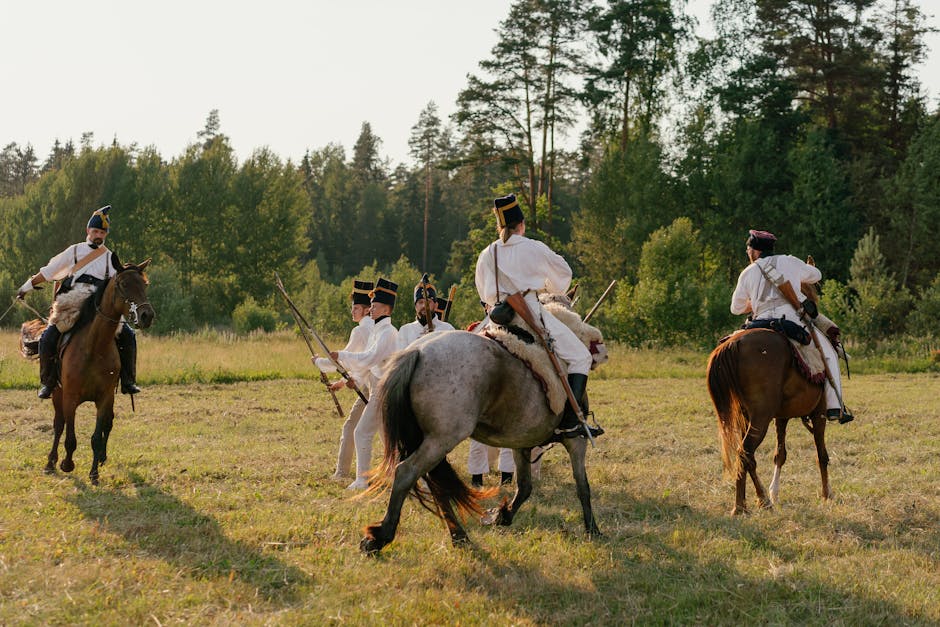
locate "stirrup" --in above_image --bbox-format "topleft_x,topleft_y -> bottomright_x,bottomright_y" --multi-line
121,383 -> 142,395
38,385 -> 54,399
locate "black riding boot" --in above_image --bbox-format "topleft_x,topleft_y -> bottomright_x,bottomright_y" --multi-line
552,373 -> 604,440
116,323 -> 141,394
37,325 -> 60,399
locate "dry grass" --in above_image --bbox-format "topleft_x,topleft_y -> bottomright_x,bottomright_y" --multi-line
0,360 -> 938,624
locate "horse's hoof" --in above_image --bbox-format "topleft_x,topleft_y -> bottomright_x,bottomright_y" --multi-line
90,475 -> 99,486
759,500 -> 773,511
587,523 -> 602,537
60,460 -> 75,473
481,507 -> 504,526
451,533 -> 471,547
44,464 -> 56,475
360,536 -> 384,555
730,506 -> 748,516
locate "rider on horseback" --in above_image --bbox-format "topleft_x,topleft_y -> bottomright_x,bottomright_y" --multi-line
16,205 -> 142,399
731,229 -> 853,424
475,194 -> 603,441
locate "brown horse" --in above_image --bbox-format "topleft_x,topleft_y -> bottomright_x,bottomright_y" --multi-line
45,261 -> 154,485
706,327 -> 829,515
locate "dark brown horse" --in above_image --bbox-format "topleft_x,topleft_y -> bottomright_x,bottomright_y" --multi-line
45,261 -> 154,485
706,327 -> 829,515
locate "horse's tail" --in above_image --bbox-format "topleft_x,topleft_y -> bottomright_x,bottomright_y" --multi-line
371,348 -> 485,519
707,338 -> 748,480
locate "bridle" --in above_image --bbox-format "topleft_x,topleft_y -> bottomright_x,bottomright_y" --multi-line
96,269 -> 150,326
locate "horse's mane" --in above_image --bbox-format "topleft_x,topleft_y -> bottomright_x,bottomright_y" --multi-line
70,277 -> 112,335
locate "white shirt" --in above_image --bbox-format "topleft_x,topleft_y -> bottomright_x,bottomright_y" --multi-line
40,241 -> 117,284
731,254 -> 822,321
397,318 -> 455,349
337,316 -> 399,382
316,316 -> 374,379
474,234 -> 572,306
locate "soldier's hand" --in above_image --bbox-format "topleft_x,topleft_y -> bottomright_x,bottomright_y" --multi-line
328,380 -> 345,392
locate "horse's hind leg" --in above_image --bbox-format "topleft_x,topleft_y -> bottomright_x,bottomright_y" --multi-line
807,416 -> 831,500
738,421 -> 771,513
433,492 -> 470,546
769,418 -> 789,506
361,442 -> 448,555
563,438 -> 600,535
483,448 -> 534,527
45,396 -> 65,474
90,396 -> 115,485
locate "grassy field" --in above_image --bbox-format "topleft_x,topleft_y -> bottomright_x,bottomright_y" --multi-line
0,332 -> 938,624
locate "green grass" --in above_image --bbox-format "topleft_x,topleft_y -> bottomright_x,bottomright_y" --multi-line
0,332 -> 939,623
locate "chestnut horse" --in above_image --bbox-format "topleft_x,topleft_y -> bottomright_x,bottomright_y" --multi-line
706,326 -> 830,515
45,261 -> 154,485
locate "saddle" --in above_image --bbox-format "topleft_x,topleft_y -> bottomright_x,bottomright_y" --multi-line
722,322 -> 826,385
483,300 -> 607,415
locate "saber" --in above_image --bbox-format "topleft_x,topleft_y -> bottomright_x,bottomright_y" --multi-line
443,285 -> 456,323
583,280 -> 617,323
18,298 -> 49,323
273,274 -> 345,416
0,300 -> 16,325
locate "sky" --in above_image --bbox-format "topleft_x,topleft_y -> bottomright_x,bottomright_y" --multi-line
3,0 -> 940,168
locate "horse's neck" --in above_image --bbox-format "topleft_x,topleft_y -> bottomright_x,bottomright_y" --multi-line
88,285 -> 121,349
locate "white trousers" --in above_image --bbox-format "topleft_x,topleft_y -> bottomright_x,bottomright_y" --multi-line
525,292 -> 592,376
335,383 -> 369,477
353,383 -> 383,480
467,439 -> 515,474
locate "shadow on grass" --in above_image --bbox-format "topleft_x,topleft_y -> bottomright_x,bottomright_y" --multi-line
462,477 -> 933,624
66,472 -> 309,601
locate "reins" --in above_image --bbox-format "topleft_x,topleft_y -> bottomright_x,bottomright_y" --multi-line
95,269 -> 150,325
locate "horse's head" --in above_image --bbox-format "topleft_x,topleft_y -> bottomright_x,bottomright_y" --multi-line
113,259 -> 155,329
801,255 -> 820,304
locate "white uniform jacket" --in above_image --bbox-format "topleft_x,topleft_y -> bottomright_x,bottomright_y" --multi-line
397,318 -> 455,349
316,316 -> 374,382
40,241 -> 118,286
336,316 -> 399,384
731,254 -> 822,322
474,234 -> 572,306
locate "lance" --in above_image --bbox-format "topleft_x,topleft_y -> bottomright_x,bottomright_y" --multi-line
583,280 -> 617,323
274,274 -> 353,416
442,284 -> 457,323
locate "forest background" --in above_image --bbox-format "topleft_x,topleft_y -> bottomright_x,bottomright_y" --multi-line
2,0 -> 940,353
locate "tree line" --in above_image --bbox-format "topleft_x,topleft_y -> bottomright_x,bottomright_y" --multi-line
2,0 -> 939,349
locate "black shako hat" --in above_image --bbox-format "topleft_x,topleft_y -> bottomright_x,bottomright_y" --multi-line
370,277 -> 398,307
414,273 -> 437,304
87,205 -> 111,232
493,194 -> 524,229
747,229 -> 777,252
351,279 -> 373,306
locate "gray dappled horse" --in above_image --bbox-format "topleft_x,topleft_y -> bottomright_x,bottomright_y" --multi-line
360,329 -> 601,555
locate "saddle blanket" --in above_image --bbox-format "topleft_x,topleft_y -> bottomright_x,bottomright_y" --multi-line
484,300 -> 607,414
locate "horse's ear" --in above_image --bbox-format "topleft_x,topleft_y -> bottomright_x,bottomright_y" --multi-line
136,258 -> 152,272
806,255 -> 815,267
566,283 -> 579,300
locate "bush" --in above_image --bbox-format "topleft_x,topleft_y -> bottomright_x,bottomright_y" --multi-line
232,297 -> 279,334
908,273 -> 940,340
143,261 -> 196,335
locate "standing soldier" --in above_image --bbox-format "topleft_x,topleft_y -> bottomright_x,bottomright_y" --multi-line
16,205 -> 141,398
330,278 -> 400,490
397,274 -> 454,349
315,279 -> 374,480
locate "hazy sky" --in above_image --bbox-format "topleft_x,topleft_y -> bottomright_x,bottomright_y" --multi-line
3,0 -> 939,167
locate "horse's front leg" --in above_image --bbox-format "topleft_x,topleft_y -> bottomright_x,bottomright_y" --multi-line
744,421 -> 772,510
60,397 -> 79,474
482,448 -> 534,528
45,394 -> 65,474
90,396 -> 115,485
563,438 -> 600,535
769,417 -> 789,506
